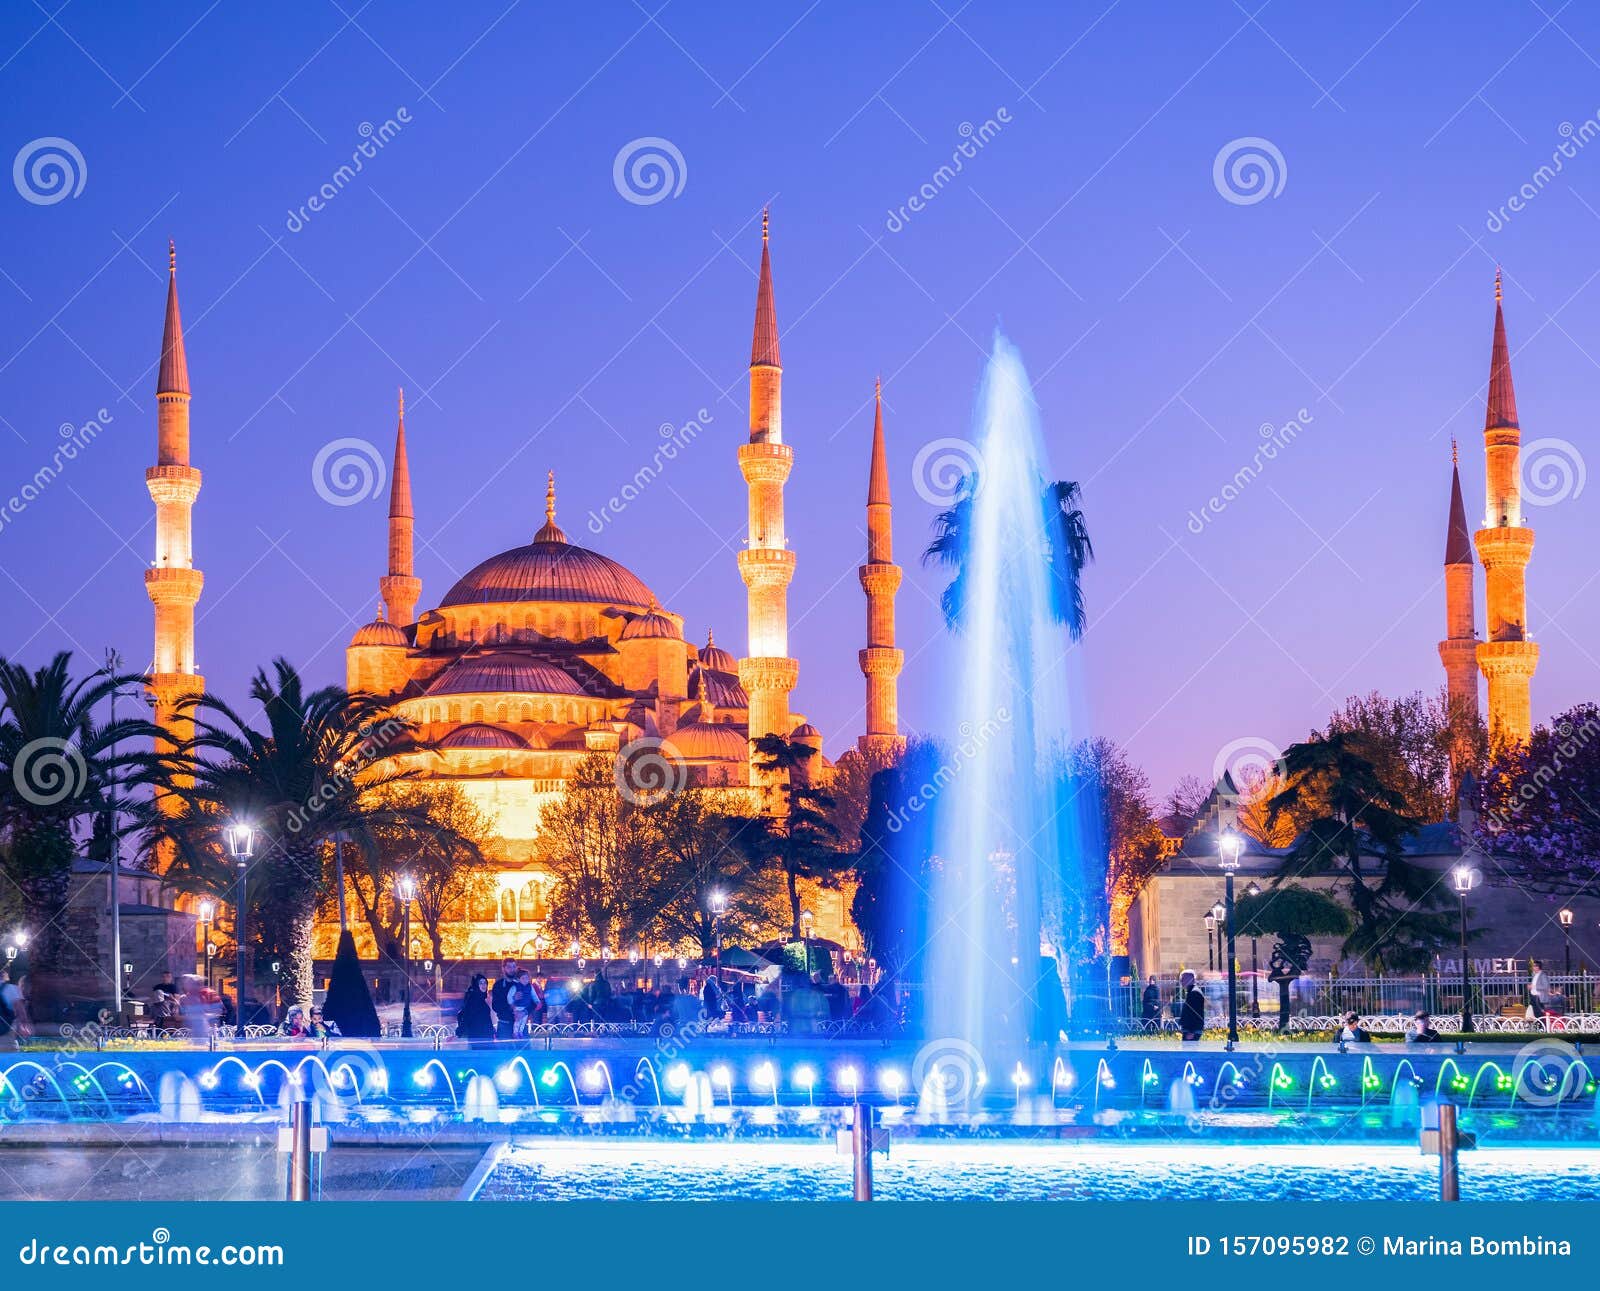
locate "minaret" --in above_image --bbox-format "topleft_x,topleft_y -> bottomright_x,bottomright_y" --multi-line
858,378 -> 904,757
1438,439 -> 1479,774
144,240 -> 204,772
1474,269 -> 1539,746
380,387 -> 421,626
736,210 -> 799,786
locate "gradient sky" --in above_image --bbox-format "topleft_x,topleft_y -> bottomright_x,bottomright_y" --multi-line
3,1 -> 1599,802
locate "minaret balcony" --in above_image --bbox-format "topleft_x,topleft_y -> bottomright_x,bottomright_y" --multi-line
738,657 -> 799,693
1476,639 -> 1539,678
737,547 -> 796,587
145,464 -> 202,505
859,646 -> 904,678
144,565 -> 204,604
1473,525 -> 1534,567
858,563 -> 903,595
737,441 -> 794,485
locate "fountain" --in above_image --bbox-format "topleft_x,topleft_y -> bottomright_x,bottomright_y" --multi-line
927,332 -> 1086,1071
157,1070 -> 202,1122
462,1074 -> 500,1123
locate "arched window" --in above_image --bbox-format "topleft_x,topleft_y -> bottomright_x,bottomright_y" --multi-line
519,880 -> 549,923
499,889 -> 517,924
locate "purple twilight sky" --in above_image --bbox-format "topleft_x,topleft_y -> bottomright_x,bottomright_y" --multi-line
2,0 -> 1598,801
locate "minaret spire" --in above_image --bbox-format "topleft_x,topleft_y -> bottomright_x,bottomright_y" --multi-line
535,469 -> 567,542
1474,270 -> 1538,746
736,211 -> 799,795
1439,443 -> 1479,781
381,386 -> 421,627
145,240 -> 205,847
859,377 -> 904,757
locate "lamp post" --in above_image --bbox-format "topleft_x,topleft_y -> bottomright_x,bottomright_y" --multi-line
1245,881 -> 1262,1017
1204,913 -> 1216,971
198,900 -> 214,990
1218,831 -> 1243,1048
1558,907 -> 1574,977
710,890 -> 726,984
224,821 -> 254,1033
397,874 -> 415,1039
1209,900 -> 1225,975
801,908 -> 815,975
1453,865 -> 1475,1034
102,648 -> 129,1018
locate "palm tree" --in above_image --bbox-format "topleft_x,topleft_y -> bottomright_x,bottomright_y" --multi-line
750,734 -> 841,937
0,652 -> 159,990
140,658 -> 451,1013
923,474 -> 1093,635
1267,733 -> 1454,971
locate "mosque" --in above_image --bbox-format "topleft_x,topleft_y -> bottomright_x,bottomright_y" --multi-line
144,216 -> 904,963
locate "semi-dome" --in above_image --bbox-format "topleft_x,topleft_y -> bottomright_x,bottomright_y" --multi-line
791,722 -> 822,740
439,723 -> 530,750
697,628 -> 737,673
621,603 -> 679,641
439,474 -> 655,610
350,610 -> 407,648
666,721 -> 749,762
426,651 -> 585,697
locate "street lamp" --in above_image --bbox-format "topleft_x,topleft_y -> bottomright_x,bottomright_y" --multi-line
224,821 -> 254,1031
1209,900 -> 1225,974
709,890 -> 726,983
397,874 -> 416,1039
1204,912 -> 1216,970
1245,880 -> 1262,1017
198,900 -> 215,990
1218,830 -> 1243,1048
1559,907 -> 1574,977
1453,865 -> 1476,1034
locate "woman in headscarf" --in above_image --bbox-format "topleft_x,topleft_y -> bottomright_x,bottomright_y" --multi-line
456,973 -> 495,1040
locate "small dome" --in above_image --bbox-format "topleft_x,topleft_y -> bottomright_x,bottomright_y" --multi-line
666,721 -> 749,762
426,651 -> 585,697
351,609 -> 407,648
621,603 -> 679,641
439,723 -> 530,751
697,628 -> 738,673
791,722 -> 822,741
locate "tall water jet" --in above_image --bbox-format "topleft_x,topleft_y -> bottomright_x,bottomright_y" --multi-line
927,331 -> 1085,1068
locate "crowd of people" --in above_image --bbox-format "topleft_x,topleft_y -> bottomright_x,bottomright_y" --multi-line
452,957 -> 896,1040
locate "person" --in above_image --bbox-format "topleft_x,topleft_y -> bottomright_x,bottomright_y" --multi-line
822,973 -> 850,1021
670,975 -> 700,1030
457,974 -> 494,1040
1337,1011 -> 1369,1043
1178,970 -> 1205,1041
178,974 -> 217,1039
280,1004 -> 312,1038
0,969 -> 25,1047
1404,1009 -> 1440,1044
519,970 -> 544,1033
489,958 -> 518,1039
508,970 -> 533,1037
700,974 -> 724,1021
307,1005 -> 339,1039
1140,975 -> 1161,1030
151,984 -> 181,1031
1529,959 -> 1550,1019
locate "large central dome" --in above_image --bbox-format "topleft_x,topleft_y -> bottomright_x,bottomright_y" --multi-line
440,537 -> 656,610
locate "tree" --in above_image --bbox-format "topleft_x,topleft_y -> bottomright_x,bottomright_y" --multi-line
370,783 -> 493,963
850,738 -> 945,978
1474,703 -> 1600,894
1320,690 -> 1478,824
537,753 -> 656,951
0,652 -> 159,993
1161,775 -> 1212,836
1267,734 -> 1453,971
139,659 -> 449,1012
825,743 -> 902,852
638,791 -> 782,955
749,734 -> 843,936
1233,885 -> 1352,1030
